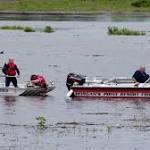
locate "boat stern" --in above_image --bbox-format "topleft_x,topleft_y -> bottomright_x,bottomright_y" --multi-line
20,81 -> 56,96
66,73 -> 85,97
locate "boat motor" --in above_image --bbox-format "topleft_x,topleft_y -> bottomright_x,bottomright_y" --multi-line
66,73 -> 86,90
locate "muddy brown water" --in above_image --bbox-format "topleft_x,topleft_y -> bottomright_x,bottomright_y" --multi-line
0,14 -> 150,149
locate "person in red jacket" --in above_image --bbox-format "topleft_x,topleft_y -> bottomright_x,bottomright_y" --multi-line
2,58 -> 20,87
30,74 -> 47,88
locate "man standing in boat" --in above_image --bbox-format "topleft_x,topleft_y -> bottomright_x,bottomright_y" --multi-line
2,58 -> 20,87
132,65 -> 149,84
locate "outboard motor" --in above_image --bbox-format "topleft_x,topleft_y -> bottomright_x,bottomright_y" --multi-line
66,73 -> 86,90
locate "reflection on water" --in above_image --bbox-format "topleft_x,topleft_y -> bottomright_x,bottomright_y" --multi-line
4,96 -> 17,102
4,96 -> 17,106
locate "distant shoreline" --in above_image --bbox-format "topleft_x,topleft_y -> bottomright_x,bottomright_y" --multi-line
0,11 -> 150,16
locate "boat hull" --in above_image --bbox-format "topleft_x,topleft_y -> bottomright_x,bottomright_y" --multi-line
71,87 -> 150,98
66,73 -> 150,99
20,86 -> 55,96
0,83 -> 55,96
0,87 -> 24,96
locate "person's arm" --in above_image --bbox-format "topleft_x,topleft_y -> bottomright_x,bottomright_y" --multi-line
132,77 -> 137,83
146,73 -> 149,78
2,64 -> 7,75
132,71 -> 139,85
145,73 -> 150,82
15,65 -> 20,75
31,79 -> 39,84
132,71 -> 137,82
132,77 -> 139,86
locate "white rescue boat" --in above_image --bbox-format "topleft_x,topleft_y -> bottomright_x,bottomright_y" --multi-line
0,81 -> 55,96
66,73 -> 150,99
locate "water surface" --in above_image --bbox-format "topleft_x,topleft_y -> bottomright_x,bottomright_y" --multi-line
0,15 -> 150,150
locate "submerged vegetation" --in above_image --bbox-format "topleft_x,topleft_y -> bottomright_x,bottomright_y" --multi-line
0,25 -> 35,32
108,26 -> 145,36
24,26 -> 35,32
36,116 -> 47,129
0,25 -> 24,30
106,125 -> 112,134
0,25 -> 54,33
43,26 -> 54,33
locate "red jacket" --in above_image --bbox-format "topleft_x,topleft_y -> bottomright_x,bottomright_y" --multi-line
31,75 -> 47,86
2,63 -> 20,76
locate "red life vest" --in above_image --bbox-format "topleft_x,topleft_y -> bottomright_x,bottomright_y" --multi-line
6,63 -> 16,76
37,76 -> 46,86
31,75 -> 47,87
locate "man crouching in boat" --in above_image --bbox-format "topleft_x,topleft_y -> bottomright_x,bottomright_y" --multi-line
30,74 -> 47,89
132,65 -> 149,85
2,58 -> 20,87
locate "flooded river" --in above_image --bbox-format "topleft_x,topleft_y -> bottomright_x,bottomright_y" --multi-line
0,14 -> 150,150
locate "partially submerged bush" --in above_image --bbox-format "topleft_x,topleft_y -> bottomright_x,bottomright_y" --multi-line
106,125 -> 112,134
0,25 -> 53,33
108,26 -> 145,36
0,25 -> 24,30
24,26 -> 35,32
43,26 -> 54,33
131,0 -> 150,7
0,25 -> 35,32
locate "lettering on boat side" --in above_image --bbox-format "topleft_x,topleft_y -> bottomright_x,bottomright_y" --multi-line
0,88 -> 8,92
74,92 -> 150,97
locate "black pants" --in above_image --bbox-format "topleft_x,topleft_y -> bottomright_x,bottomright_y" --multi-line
5,77 -> 18,87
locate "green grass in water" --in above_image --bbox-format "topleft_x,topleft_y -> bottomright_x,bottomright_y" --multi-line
24,26 -> 35,32
106,125 -> 112,134
36,116 -> 47,129
0,25 -> 24,30
0,25 -> 54,33
0,25 -> 35,32
108,26 -> 145,36
43,26 -> 54,33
